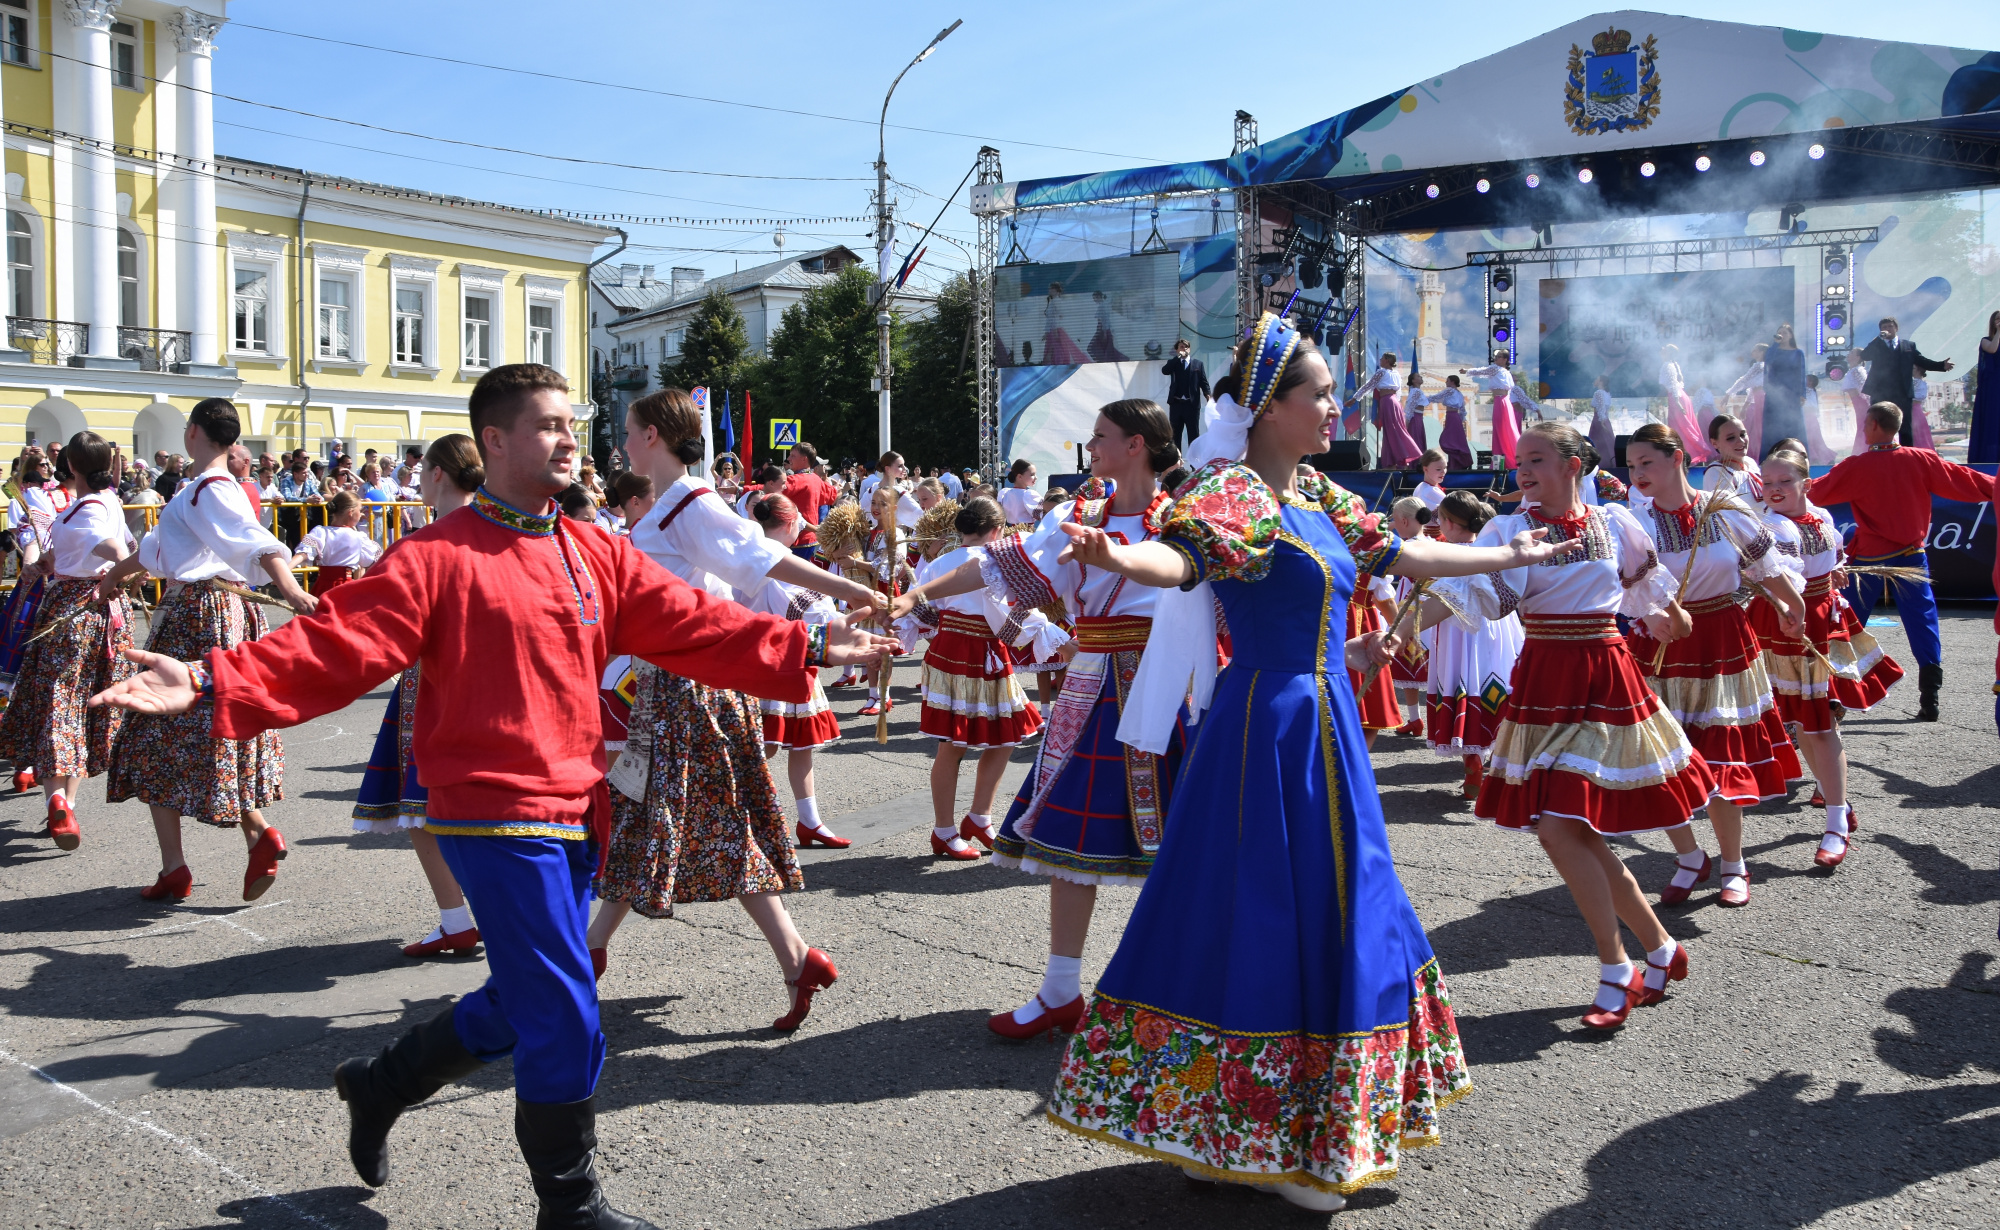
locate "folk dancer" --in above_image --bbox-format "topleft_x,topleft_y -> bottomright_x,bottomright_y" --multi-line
1405,370 -> 1431,455
1625,423 -> 1806,910
1413,450 -> 1449,517
1701,413 -> 1764,504
0,432 -> 136,849
1462,352 -> 1524,467
1436,374 -> 1475,469
1,447 -> 67,716
1659,346 -> 1711,463
1419,490 -> 1525,800
1588,374 -> 1617,464
292,490 -> 383,596
1355,352 -> 1420,469
1807,401 -> 1993,721
97,398 -> 316,903
92,365 -> 894,1228
1387,497 -> 1433,736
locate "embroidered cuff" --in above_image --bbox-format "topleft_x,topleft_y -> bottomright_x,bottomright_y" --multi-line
186,657 -> 214,699
911,596 -> 942,628
1165,537 -> 1206,590
804,623 -> 829,668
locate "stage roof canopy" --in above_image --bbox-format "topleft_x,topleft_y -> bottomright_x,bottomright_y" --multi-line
978,9 -> 2000,213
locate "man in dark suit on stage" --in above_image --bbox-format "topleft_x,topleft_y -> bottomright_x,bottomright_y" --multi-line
1161,338 -> 1210,451
1859,316 -> 1955,445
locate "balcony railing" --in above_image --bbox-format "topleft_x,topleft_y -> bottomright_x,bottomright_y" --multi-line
6,317 -> 89,366
118,325 -> 193,372
608,364 -> 650,390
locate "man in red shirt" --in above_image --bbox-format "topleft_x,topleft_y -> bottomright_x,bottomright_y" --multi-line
780,442 -> 837,562
91,365 -> 895,1229
1810,401 -> 1994,720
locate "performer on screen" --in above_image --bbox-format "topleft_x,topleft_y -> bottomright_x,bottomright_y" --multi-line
1437,374 -> 1474,469
1354,352 -> 1420,470
1462,351 -> 1523,467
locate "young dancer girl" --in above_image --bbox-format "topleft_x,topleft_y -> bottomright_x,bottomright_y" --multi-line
1755,447 -> 1902,868
1405,371 -> 1430,455
908,495 -> 1060,859
1911,367 -> 1937,450
1624,423 -> 1806,910
857,483 -> 914,717
1043,313 -> 1570,1208
0,432 -> 135,847
1420,490 -> 1524,799
1437,374 -> 1474,469
1413,449 -> 1449,515
743,494 -> 851,851
351,434 -> 486,957
589,388 -> 886,1032
292,491 -> 382,595
1387,496 -> 1432,736
1701,413 -> 1764,503
0,447 -> 64,718
1355,352 -> 1419,469
1463,351 -> 1523,467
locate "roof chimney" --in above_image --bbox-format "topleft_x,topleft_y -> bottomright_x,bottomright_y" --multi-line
618,263 -> 639,286
671,267 -> 705,296
640,264 -> 656,286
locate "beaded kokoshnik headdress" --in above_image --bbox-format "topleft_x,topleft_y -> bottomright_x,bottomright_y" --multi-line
1240,312 -> 1304,420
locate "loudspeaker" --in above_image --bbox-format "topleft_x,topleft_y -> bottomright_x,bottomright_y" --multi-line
1314,441 -> 1366,471
1614,433 -> 1633,468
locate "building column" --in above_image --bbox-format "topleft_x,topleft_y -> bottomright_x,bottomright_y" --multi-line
65,0 -> 127,365
171,7 -> 224,370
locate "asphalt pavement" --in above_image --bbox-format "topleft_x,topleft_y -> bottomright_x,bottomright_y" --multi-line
1,610 -> 1996,1229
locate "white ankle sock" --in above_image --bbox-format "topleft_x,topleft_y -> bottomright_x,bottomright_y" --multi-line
966,812 -> 993,833
439,905 -> 473,934
1014,954 -> 1083,1024
1644,940 -> 1679,990
417,925 -> 444,945
1825,803 -> 1851,835
47,787 -> 65,807
1669,848 -> 1707,890
798,797 -> 829,834
868,688 -> 880,701
1595,962 -> 1634,1010
1719,858 -> 1749,892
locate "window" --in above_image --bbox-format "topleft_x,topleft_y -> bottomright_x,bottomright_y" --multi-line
394,287 -> 424,365
462,294 -> 491,369
528,302 -> 555,365
665,328 -> 683,356
117,227 -> 139,326
318,277 -> 351,359
7,210 -> 32,320
2,0 -> 35,69
233,264 -> 269,352
109,20 -> 137,90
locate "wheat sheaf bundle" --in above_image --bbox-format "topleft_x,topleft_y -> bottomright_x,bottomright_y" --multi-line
815,502 -> 868,562
912,500 -> 962,561
1842,564 -> 1932,585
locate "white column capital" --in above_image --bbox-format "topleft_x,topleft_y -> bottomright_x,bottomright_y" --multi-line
62,0 -> 119,31
170,9 -> 224,56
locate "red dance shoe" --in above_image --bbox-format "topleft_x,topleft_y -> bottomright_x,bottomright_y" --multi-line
796,822 -> 852,849
45,797 -> 80,851
857,699 -> 891,717
987,993 -> 1087,1041
931,830 -> 980,861
1808,786 -> 1825,806
402,928 -> 481,958
1636,945 -> 1690,1007
1844,807 -> 1859,834
1814,834 -> 1849,869
12,766 -> 35,793
139,865 -> 194,902
1657,850 -> 1712,906
243,827 -> 288,902
590,947 -> 607,983
772,947 -> 839,1032
1396,720 -> 1424,737
958,815 -> 996,852
1717,866 -> 1753,908
1581,970 -> 1643,1031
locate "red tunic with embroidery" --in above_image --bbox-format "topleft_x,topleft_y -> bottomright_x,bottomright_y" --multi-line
204,490 -> 811,839
1807,444 -> 1992,559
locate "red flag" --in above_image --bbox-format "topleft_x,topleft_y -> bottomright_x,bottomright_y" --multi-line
744,392 -> 755,470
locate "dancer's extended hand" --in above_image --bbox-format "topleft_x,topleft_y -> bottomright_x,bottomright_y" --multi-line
89,649 -> 197,715
1641,601 -> 1694,644
1504,526 -> 1586,566
1345,629 -> 1395,673
1056,522 -> 1121,569
823,611 -> 902,666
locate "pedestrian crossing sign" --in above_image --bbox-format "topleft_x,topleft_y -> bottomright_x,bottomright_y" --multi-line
770,419 -> 801,448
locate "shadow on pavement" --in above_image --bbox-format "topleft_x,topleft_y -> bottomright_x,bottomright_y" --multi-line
1534,1073 -> 2000,1229
1871,834 -> 2000,906
840,1161 -> 1401,1226
1874,951 -> 2000,1079
195,1185 -> 387,1229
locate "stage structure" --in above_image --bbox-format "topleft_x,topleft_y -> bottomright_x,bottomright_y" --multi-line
969,10 -> 2000,497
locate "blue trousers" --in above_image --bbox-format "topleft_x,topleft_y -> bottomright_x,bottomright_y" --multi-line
1843,550 -> 1942,667
435,834 -> 605,1104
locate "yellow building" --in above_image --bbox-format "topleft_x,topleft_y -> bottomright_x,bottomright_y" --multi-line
0,1 -> 614,463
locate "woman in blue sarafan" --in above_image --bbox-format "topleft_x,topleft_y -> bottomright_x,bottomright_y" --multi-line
1045,314 -> 1577,1211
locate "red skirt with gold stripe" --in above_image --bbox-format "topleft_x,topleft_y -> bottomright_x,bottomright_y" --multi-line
1627,595 -> 1802,805
761,667 -> 841,750
919,611 -> 1043,749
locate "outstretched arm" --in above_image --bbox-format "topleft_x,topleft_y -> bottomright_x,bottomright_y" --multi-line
1387,528 -> 1581,579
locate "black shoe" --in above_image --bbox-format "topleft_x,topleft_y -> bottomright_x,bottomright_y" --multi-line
334,1006 -> 483,1187
1918,663 -> 1942,722
516,1097 -> 661,1229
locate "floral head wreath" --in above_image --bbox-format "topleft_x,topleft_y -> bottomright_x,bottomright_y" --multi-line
1242,312 -> 1303,420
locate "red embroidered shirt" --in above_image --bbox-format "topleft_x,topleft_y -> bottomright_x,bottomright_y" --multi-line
1807,445 -> 1993,559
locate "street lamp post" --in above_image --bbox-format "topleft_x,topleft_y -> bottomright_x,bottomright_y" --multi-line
875,18 -> 961,459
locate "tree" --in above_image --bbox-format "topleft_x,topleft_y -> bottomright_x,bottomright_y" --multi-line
894,272 -> 979,473
757,264 -> 905,466
659,288 -> 752,394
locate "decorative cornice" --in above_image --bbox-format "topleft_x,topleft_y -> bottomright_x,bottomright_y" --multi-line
522,274 -> 569,295
311,242 -> 368,273
224,230 -> 288,260
388,254 -> 442,277
63,0 -> 119,32
168,8 -> 224,55
457,263 -> 506,292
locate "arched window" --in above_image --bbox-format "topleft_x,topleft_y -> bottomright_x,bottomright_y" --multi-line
117,226 -> 140,326
7,209 -> 32,321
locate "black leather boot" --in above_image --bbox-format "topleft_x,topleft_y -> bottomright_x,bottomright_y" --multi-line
1918,662 -> 1943,722
333,1006 -> 483,1187
515,1098 -> 660,1230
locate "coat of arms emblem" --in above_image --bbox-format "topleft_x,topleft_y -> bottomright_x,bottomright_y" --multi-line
1565,26 -> 1661,135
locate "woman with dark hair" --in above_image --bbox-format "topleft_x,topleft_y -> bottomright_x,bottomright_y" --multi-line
998,457 -> 1041,526
353,434 -> 490,958
1625,422 -> 1807,911
1701,413 -> 1763,504
1970,310 -> 2000,464
0,447 -> 65,751
1759,323 -> 1810,457
588,387 -> 887,1031
0,431 -> 136,848
1040,316 -> 1574,1207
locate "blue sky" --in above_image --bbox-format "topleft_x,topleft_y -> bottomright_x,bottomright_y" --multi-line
214,2 -> 2000,294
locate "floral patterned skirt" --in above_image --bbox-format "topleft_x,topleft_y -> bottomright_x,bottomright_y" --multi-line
594,664 -> 799,918
107,581 -> 283,825
0,577 -> 135,780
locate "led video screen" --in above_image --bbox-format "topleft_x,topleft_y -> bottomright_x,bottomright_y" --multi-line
994,252 -> 1180,368
1538,266 -> 1796,399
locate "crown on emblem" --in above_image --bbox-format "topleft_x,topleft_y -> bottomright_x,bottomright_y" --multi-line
1590,26 -> 1632,56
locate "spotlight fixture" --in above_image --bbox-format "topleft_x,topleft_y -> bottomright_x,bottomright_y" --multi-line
1524,172 -> 1541,189
1475,177 -> 1491,194
1639,160 -> 1656,178
1818,246 -> 1853,360
1425,183 -> 1440,199
1808,143 -> 1826,160
1749,150 -> 1767,167
1491,317 -> 1513,345
1695,155 -> 1712,172
1577,167 -> 1594,184
1491,269 -> 1513,295
1259,271 -> 1276,287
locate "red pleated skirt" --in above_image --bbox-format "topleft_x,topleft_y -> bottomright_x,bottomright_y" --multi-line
309,564 -> 352,596
1347,597 -> 1401,732
919,613 -> 1043,749
1628,598 -> 1802,805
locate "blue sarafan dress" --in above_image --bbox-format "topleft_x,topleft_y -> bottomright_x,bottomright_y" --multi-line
351,667 -> 426,832
1047,464 -> 1471,1195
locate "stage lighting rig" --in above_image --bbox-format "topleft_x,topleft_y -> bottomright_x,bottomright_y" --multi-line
1425,183 -> 1440,199
1749,150 -> 1767,167
1524,172 -> 1542,189
1639,160 -> 1657,178
1577,166 -> 1594,184
1475,177 -> 1491,194
1808,143 -> 1826,160
1695,154 -> 1713,172
1299,260 -> 1324,290
1818,245 -> 1851,357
